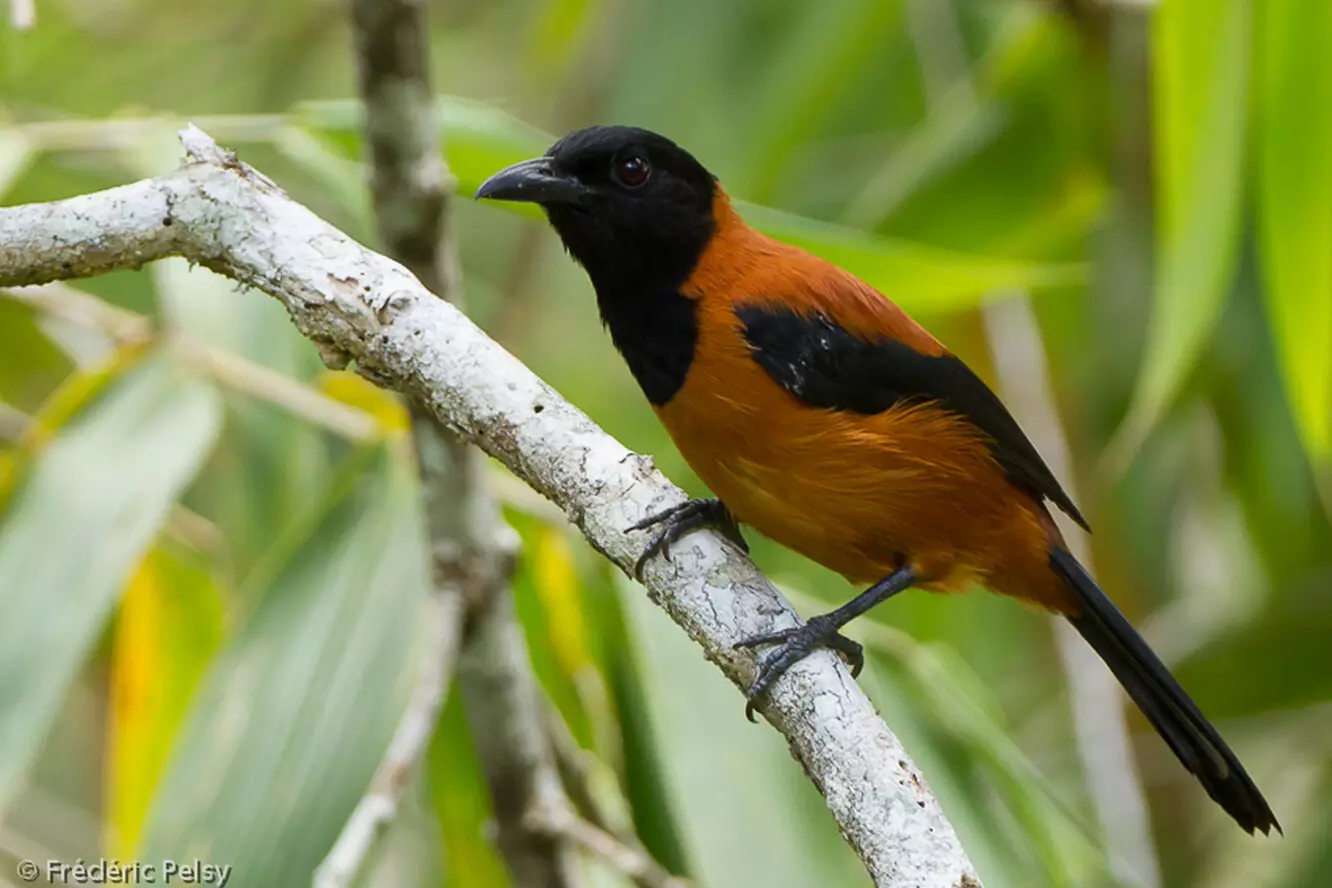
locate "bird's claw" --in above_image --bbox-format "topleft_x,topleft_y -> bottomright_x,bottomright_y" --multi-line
627,498 -> 747,581
733,617 -> 864,722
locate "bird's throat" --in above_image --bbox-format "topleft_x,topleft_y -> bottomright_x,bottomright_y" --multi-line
594,283 -> 698,407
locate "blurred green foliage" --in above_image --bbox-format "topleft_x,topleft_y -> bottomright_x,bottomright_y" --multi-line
1,1 -> 1329,887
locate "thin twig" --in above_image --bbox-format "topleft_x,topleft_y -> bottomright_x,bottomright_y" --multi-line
526,803 -> 691,888
543,700 -> 689,888
4,282 -> 149,340
9,0 -> 34,30
179,344 -> 380,442
0,129 -> 983,888
1,285 -> 382,442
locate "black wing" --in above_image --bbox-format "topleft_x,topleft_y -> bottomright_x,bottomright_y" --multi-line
737,303 -> 1089,531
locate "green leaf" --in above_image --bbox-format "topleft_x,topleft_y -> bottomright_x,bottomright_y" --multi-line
1174,578 -> 1332,718
0,354 -> 222,814
106,542 -> 227,857
429,691 -> 511,888
581,561 -> 691,876
1112,0 -> 1251,466
1255,0 -> 1332,474
0,296 -> 75,412
741,203 -> 1084,313
139,443 -> 430,885
739,0 -> 906,203
511,519 -> 598,750
842,91 -> 1007,229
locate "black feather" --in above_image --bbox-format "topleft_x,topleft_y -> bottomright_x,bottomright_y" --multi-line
597,285 -> 698,406
737,304 -> 1089,530
1051,547 -> 1279,834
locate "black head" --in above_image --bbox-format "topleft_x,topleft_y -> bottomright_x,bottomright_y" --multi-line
476,126 -> 718,292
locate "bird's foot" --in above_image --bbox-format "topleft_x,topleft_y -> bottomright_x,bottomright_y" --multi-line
733,615 -> 863,722
627,497 -> 748,581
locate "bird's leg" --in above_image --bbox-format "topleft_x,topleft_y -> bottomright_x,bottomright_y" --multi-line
626,497 -> 748,580
734,565 -> 917,722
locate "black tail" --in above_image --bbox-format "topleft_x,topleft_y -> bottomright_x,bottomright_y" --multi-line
1050,547 -> 1279,835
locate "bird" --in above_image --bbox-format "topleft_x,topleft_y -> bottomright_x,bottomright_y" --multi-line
475,125 -> 1279,835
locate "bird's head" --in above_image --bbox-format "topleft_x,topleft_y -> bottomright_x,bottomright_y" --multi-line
475,126 -> 718,291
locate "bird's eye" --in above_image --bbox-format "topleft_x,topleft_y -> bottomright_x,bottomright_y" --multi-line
612,155 -> 651,189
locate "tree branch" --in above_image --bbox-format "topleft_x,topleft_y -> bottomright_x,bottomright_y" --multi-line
0,127 -> 981,888
347,1 -> 581,886
543,700 -> 687,888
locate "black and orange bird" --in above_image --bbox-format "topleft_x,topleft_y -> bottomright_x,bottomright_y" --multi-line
476,126 -> 1278,835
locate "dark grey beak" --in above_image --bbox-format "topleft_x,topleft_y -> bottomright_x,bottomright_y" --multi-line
474,157 -> 589,205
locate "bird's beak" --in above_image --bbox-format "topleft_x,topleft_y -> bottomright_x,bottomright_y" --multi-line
474,157 -> 589,205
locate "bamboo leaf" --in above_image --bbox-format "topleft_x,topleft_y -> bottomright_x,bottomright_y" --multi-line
739,0 -> 905,203
105,543 -> 226,857
742,203 -> 1084,313
428,692 -> 512,888
860,642 -> 1107,888
1255,0 -> 1332,476
1112,0 -> 1251,466
0,355 -> 222,815
139,443 -> 430,885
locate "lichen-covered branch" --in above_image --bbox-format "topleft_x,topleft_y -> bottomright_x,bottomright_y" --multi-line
0,127 -> 981,888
